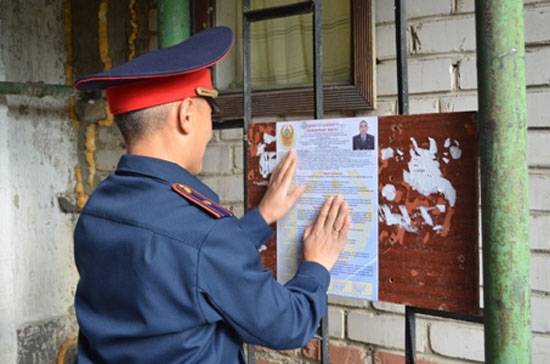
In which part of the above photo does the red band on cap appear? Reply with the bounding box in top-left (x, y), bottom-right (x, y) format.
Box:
top-left (105, 68), bottom-right (213, 115)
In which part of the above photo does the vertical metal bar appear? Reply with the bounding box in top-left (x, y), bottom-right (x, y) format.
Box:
top-left (396, 1), bottom-right (412, 361)
top-left (243, 0), bottom-right (252, 128)
top-left (313, 0), bottom-right (323, 120)
top-left (405, 307), bottom-right (416, 364)
top-left (391, 53), bottom-right (412, 364)
top-left (158, 0), bottom-right (191, 48)
top-left (243, 3), bottom-right (254, 363)
top-left (394, 0), bottom-right (408, 114)
top-left (475, 0), bottom-right (531, 362)
top-left (313, 1), bottom-right (328, 363)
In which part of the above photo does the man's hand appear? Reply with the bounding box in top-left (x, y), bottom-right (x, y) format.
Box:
top-left (258, 150), bottom-right (305, 225)
top-left (303, 195), bottom-right (350, 271)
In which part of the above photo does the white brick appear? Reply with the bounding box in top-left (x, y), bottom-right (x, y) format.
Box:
top-left (456, 0), bottom-right (475, 13)
top-left (328, 306), bottom-right (345, 338)
top-left (532, 295), bottom-right (550, 333)
top-left (527, 91), bottom-right (550, 127)
top-left (440, 94), bottom-right (478, 112)
top-left (406, 0), bottom-right (453, 19)
top-left (377, 58), bottom-right (454, 96)
top-left (409, 98), bottom-right (439, 114)
top-left (201, 175), bottom-right (243, 202)
top-left (460, 50), bottom-right (550, 90)
top-left (376, 24), bottom-right (397, 60)
top-left (458, 57), bottom-right (477, 90)
top-left (430, 321), bottom-right (484, 361)
top-left (530, 213), bottom-right (550, 251)
top-left (525, 5), bottom-right (550, 44)
top-left (375, 0), bottom-right (453, 23)
top-left (201, 144), bottom-right (232, 175)
top-left (233, 145), bottom-right (243, 172)
top-left (526, 47), bottom-right (550, 87)
top-left (438, 91), bottom-right (550, 124)
top-left (372, 301), bottom-right (405, 314)
top-left (328, 295), bottom-right (370, 308)
top-left (528, 131), bottom-right (550, 167)
top-left (440, 91), bottom-right (550, 126)
top-left (357, 99), bottom-right (396, 116)
top-left (531, 253), bottom-right (550, 292)
top-left (530, 172), bottom-right (550, 212)
top-left (221, 128), bottom-right (243, 141)
top-left (347, 312), bottom-right (426, 351)
top-left (374, 0), bottom-right (396, 24)
top-left (413, 16), bottom-right (476, 55)
top-left (533, 334), bottom-right (550, 363)
top-left (95, 149), bottom-right (123, 172)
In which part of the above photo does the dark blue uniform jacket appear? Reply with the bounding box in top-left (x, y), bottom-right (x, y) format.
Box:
top-left (74, 154), bottom-right (330, 364)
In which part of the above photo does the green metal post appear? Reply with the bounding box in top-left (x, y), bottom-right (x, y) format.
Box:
top-left (158, 0), bottom-right (191, 48)
top-left (475, 1), bottom-right (531, 363)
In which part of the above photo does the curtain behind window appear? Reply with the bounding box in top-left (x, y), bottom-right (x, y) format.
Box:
top-left (216, 0), bottom-right (351, 90)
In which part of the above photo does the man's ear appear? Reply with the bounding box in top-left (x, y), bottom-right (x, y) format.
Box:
top-left (176, 98), bottom-right (194, 135)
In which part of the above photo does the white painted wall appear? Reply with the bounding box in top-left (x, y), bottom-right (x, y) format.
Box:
top-left (0, 0), bottom-right (79, 361)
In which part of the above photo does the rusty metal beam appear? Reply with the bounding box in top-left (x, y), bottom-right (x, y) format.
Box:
top-left (475, 0), bottom-right (531, 362)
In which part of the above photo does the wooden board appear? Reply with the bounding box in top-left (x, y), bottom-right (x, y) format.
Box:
top-left (246, 112), bottom-right (479, 315)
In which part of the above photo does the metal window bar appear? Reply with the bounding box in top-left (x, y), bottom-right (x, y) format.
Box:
top-left (393, 1), bottom-right (485, 363)
top-left (242, 1), bottom-right (326, 363)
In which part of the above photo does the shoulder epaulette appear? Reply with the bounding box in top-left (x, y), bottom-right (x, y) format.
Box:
top-left (171, 183), bottom-right (234, 219)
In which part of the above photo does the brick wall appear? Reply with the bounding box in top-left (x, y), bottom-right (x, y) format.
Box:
top-left (200, 0), bottom-right (550, 363)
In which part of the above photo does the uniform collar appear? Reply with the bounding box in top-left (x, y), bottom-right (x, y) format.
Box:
top-left (115, 154), bottom-right (220, 202)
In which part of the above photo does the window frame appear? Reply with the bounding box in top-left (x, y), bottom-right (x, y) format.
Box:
top-left (193, 0), bottom-right (375, 119)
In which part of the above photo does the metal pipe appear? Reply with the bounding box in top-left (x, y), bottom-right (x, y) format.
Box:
top-left (475, 0), bottom-right (531, 362)
top-left (158, 0), bottom-right (191, 48)
top-left (312, 1), bottom-right (328, 363)
top-left (394, 0), bottom-right (408, 114)
top-left (405, 307), bottom-right (416, 364)
top-left (242, 4), bottom-right (254, 361)
top-left (313, 0), bottom-right (323, 120)
top-left (0, 81), bottom-right (75, 98)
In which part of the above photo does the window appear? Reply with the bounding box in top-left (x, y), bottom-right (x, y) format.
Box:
top-left (193, 0), bottom-right (374, 119)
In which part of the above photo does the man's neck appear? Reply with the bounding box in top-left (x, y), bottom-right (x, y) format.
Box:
top-left (127, 137), bottom-right (191, 173)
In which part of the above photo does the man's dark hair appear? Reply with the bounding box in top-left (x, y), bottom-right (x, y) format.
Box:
top-left (114, 101), bottom-right (178, 144)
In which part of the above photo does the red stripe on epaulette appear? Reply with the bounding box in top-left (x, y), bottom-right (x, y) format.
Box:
top-left (171, 183), bottom-right (234, 219)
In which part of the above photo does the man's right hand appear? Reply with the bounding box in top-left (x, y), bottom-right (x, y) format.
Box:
top-left (258, 150), bottom-right (305, 225)
top-left (303, 195), bottom-right (350, 271)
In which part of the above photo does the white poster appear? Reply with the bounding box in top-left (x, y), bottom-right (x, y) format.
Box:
top-left (276, 117), bottom-right (379, 301)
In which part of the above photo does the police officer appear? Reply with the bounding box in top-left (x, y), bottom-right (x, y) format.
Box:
top-left (74, 27), bottom-right (350, 364)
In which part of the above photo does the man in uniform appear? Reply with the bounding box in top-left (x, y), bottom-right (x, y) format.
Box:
top-left (73, 27), bottom-right (350, 363)
top-left (352, 120), bottom-right (375, 150)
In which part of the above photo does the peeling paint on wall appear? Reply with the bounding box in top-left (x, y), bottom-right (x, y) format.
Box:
top-left (404, 137), bottom-right (457, 207)
top-left (379, 136), bottom-right (463, 241)
top-left (256, 132), bottom-right (277, 180)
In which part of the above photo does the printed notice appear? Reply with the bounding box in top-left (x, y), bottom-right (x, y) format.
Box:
top-left (276, 117), bottom-right (379, 301)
